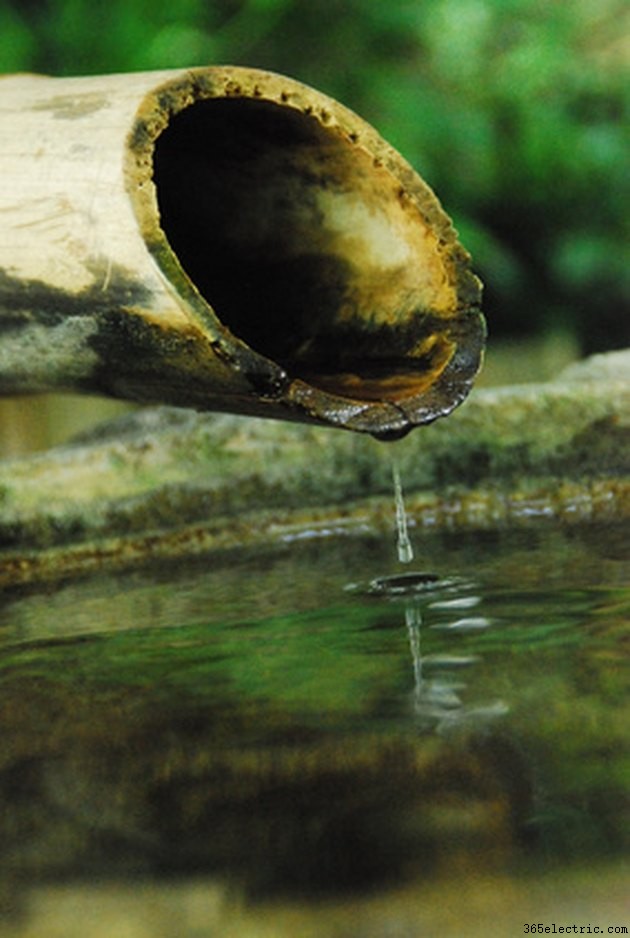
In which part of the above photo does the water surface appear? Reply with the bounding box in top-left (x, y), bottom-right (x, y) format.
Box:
top-left (0, 523), bottom-right (628, 935)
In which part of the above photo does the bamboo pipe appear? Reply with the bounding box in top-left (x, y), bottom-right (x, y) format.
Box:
top-left (0, 66), bottom-right (485, 439)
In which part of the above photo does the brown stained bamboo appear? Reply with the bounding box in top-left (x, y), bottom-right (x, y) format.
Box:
top-left (0, 66), bottom-right (484, 438)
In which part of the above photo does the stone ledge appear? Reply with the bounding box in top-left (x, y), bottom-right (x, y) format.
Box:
top-left (0, 351), bottom-right (628, 585)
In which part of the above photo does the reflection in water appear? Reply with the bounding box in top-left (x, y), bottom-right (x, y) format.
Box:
top-left (0, 525), bottom-right (627, 934)
top-left (405, 596), bottom-right (480, 728)
top-left (406, 599), bottom-right (424, 712)
top-left (406, 592), bottom-right (509, 734)
top-left (360, 574), bottom-right (509, 734)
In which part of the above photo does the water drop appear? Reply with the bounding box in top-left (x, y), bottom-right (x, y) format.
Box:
top-left (392, 461), bottom-right (413, 564)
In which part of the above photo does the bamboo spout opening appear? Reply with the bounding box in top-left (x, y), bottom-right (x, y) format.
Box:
top-left (153, 95), bottom-right (467, 403)
top-left (0, 66), bottom-right (483, 437)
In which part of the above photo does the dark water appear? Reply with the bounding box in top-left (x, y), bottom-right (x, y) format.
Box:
top-left (0, 523), bottom-right (628, 935)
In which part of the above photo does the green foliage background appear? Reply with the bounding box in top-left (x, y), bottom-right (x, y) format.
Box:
top-left (1, 0), bottom-right (628, 350)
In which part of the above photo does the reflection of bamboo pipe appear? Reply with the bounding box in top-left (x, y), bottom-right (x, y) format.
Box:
top-left (0, 66), bottom-right (484, 439)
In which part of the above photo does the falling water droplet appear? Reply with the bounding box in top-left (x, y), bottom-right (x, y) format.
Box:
top-left (392, 461), bottom-right (414, 564)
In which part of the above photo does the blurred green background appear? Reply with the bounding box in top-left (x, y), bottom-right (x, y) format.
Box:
top-left (0, 0), bottom-right (628, 453)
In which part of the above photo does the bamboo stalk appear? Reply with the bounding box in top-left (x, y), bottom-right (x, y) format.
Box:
top-left (0, 66), bottom-right (484, 438)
